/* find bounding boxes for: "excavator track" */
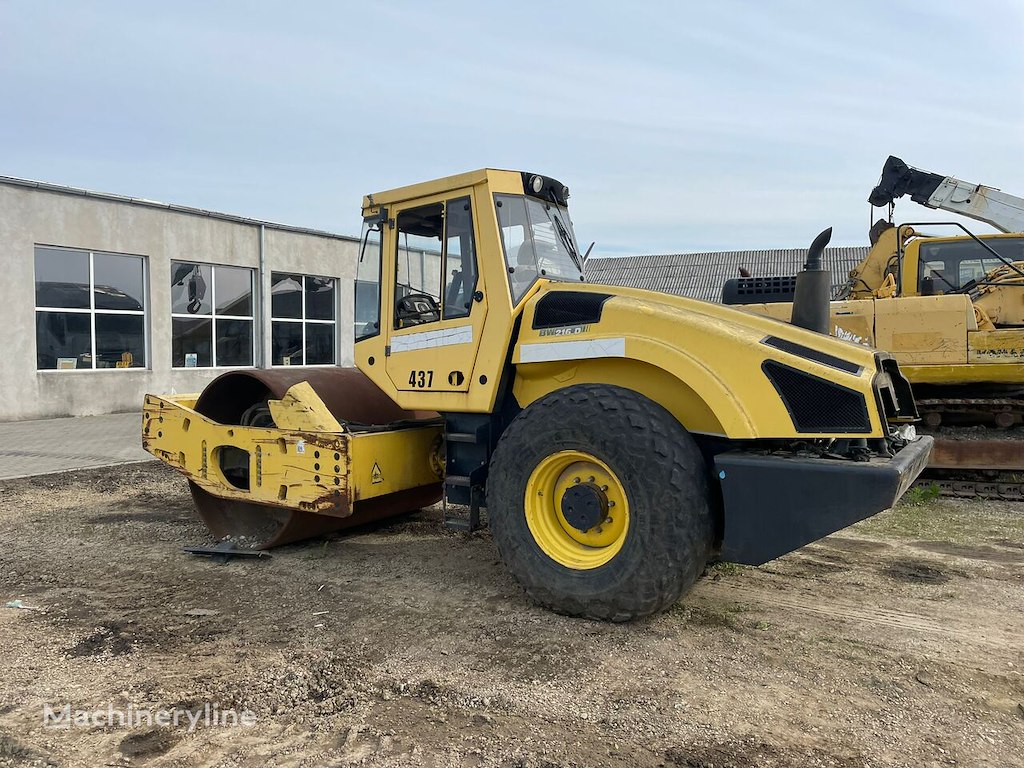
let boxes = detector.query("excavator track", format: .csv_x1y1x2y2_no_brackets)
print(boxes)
917,398,1024,430
915,475,1024,500
913,422,1024,500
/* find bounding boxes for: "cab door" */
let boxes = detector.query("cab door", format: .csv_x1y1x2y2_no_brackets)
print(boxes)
384,191,485,393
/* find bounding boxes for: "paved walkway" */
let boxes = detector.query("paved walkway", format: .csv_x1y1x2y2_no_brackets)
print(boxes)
0,412,154,480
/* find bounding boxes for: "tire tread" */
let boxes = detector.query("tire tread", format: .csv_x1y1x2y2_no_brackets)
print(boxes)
487,384,713,621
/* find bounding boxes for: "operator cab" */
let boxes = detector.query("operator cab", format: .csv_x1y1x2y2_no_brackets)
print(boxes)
352,169,585,403
914,235,1024,295
354,172,584,336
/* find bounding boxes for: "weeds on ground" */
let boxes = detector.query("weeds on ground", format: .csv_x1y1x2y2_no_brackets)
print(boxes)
900,483,941,507
708,561,748,577
680,604,739,629
855,493,1024,544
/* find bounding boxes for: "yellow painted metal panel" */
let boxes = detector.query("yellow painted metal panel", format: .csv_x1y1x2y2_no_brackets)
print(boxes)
874,295,970,365
968,329,1024,364
514,358,727,436
348,427,443,502
513,285,885,440
830,301,876,347
361,169,524,211
743,301,876,347
901,362,1024,384
269,382,343,432
142,394,442,516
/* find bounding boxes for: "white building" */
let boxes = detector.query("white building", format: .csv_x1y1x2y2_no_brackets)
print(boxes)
1,175,363,421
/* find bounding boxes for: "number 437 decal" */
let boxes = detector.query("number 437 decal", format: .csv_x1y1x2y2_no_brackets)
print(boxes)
408,370,434,388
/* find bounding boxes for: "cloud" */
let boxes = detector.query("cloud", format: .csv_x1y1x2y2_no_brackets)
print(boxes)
0,0,1020,256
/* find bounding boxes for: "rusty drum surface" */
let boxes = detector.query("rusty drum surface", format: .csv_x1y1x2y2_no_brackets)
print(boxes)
188,368,442,548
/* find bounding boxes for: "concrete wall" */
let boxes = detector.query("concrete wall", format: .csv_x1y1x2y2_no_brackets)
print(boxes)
0,182,361,421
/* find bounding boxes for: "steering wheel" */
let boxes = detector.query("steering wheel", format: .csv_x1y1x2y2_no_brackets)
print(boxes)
396,293,440,327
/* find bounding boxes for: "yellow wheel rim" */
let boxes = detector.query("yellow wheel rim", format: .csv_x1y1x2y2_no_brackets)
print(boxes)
524,450,630,570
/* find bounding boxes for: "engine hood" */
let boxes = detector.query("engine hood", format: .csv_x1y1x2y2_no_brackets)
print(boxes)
512,281,890,440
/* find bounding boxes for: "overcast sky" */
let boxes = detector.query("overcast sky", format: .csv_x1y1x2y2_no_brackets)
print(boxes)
2,1,1022,256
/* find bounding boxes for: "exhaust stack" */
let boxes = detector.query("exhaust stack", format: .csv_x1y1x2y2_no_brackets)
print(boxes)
790,227,833,335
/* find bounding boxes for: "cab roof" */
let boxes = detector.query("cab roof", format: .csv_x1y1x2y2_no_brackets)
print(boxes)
361,169,524,213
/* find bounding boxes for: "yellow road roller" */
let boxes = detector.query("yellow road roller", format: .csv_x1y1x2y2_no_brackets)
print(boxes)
143,169,932,620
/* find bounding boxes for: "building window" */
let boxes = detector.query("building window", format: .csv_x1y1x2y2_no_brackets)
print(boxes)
34,246,147,370
271,273,337,366
171,262,254,368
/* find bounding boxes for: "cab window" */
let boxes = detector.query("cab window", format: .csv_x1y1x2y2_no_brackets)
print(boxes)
494,193,583,303
395,204,444,328
443,197,477,319
354,218,382,340
394,198,478,328
917,237,1024,293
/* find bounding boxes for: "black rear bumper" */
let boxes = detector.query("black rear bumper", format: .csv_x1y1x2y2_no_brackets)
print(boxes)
713,436,934,565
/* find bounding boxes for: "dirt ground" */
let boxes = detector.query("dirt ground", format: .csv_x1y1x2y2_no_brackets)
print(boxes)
1,464,1022,768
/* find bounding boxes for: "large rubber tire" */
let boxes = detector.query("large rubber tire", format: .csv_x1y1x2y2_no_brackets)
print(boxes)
488,384,714,621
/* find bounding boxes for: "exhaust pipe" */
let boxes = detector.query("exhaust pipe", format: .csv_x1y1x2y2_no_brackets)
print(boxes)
790,227,832,334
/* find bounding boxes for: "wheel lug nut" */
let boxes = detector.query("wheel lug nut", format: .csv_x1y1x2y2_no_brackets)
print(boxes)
573,477,581,484
588,476,595,482
608,501,615,507
601,485,608,491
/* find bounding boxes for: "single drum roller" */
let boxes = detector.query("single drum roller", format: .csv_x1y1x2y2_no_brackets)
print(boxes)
143,368,443,549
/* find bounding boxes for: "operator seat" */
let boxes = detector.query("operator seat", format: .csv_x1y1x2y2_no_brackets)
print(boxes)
512,241,538,297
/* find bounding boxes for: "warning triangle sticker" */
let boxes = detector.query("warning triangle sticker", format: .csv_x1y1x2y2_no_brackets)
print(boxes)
371,462,384,484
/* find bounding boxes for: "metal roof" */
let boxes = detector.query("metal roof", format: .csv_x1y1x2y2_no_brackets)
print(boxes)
585,247,869,302
0,174,359,242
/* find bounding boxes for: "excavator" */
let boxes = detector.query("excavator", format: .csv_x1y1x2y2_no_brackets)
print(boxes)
727,157,1024,494
143,168,931,620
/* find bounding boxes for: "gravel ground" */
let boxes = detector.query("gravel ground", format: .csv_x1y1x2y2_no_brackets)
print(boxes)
1,463,1022,767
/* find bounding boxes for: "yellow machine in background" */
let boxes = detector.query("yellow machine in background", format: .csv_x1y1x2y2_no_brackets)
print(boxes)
729,157,1024,431
145,168,931,620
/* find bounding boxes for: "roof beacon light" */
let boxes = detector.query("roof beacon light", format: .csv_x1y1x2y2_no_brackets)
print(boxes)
530,175,544,194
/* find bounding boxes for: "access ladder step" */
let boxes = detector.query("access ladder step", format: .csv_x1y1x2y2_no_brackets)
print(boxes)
445,432,479,444
443,516,480,532
442,480,484,533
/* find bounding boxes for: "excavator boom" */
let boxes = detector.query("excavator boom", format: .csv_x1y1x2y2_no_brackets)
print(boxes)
869,155,1024,234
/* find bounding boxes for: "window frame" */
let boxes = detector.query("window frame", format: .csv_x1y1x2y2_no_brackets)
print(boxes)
393,201,445,330
170,261,256,369
916,236,1024,293
441,195,478,321
34,244,149,372
493,193,584,305
390,195,479,330
270,272,338,367
354,216,384,342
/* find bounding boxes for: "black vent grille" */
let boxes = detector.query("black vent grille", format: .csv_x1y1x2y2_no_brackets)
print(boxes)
762,336,862,374
722,276,797,305
533,292,611,329
762,360,871,433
